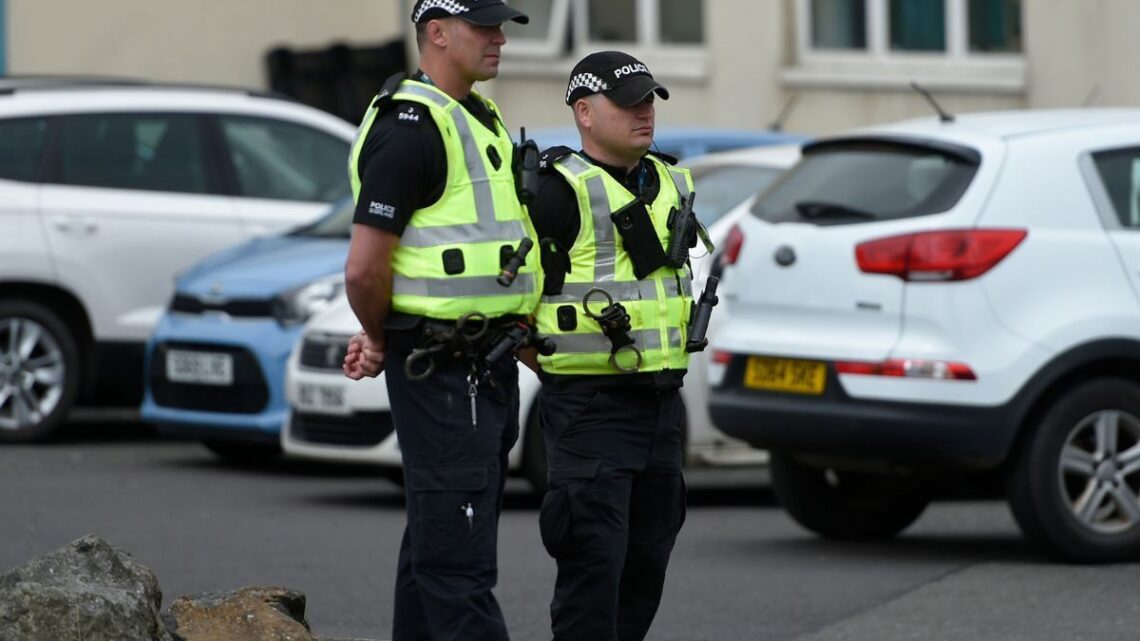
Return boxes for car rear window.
[690,163,785,226]
[751,140,979,226]
[0,117,48,182]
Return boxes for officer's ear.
[572,97,593,130]
[425,17,452,49]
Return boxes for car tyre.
[770,452,929,540]
[1007,378,1140,563]
[522,408,548,495]
[0,300,81,443]
[203,440,282,465]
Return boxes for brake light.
[855,229,1027,281]
[721,224,745,267]
[711,350,733,364]
[836,359,976,381]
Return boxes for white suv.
[710,109,1140,562]
[0,78,356,441]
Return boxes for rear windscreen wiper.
[794,200,876,220]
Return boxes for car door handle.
[51,217,98,235]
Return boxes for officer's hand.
[343,331,385,379]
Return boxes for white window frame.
[501,0,572,59]
[782,0,1026,94]
[502,0,708,81]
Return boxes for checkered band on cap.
[414,0,470,22]
[565,72,610,103]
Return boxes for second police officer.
[524,51,713,641]
[342,1,541,640]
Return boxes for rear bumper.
[709,364,1020,469]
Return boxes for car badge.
[774,245,796,267]
[209,282,224,295]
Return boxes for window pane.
[503,0,554,40]
[889,0,946,51]
[811,0,866,50]
[1092,149,1140,228]
[0,118,47,182]
[660,0,703,44]
[588,0,636,42]
[690,164,784,226]
[969,0,1021,52]
[58,114,209,193]
[220,117,350,202]
[752,143,978,226]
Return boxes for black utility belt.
[541,370,686,393]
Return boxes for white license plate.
[166,350,234,386]
[296,383,346,412]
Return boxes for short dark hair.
[415,20,429,50]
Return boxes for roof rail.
[0,75,293,102]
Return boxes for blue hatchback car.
[141,198,352,460]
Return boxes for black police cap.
[411,0,529,26]
[565,51,670,108]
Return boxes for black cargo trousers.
[384,326,520,641]
[537,383,687,641]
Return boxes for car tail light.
[836,359,976,381]
[721,224,745,267]
[855,229,1027,281]
[711,350,733,364]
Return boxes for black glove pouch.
[540,238,571,296]
[610,199,668,279]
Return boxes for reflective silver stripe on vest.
[668,166,690,199]
[585,174,616,282]
[395,84,526,249]
[553,329,663,354]
[542,280,658,305]
[395,83,451,108]
[664,277,693,299]
[393,273,536,298]
[668,327,684,349]
[401,220,526,248]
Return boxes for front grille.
[170,294,275,318]
[291,410,393,446]
[150,342,269,414]
[299,333,352,371]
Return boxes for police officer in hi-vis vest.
[521,51,715,641]
[342,2,542,640]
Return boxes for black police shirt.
[530,151,662,276]
[352,72,501,236]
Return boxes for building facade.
[4,1,1139,136]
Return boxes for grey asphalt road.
[2,415,1139,641]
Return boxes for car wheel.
[770,452,929,540]
[0,300,81,443]
[522,408,548,495]
[202,440,281,465]
[1007,378,1140,563]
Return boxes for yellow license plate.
[744,357,827,395]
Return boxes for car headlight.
[272,275,345,327]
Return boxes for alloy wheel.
[1058,409,1140,535]
[0,317,66,432]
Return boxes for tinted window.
[1092,147,1140,228]
[752,142,977,226]
[57,114,210,193]
[289,197,354,239]
[220,116,349,202]
[690,164,784,226]
[0,118,48,182]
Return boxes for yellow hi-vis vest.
[536,153,695,375]
[348,79,541,320]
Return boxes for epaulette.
[646,149,679,166]
[538,146,575,173]
[371,72,408,111]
